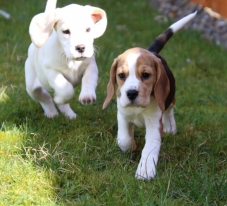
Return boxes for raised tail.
[148,11,197,54]
[44,0,57,13]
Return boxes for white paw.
[44,111,59,118]
[118,138,137,152]
[41,103,59,118]
[57,104,77,119]
[162,107,177,135]
[135,158,157,180]
[54,87,74,105]
[163,119,177,134]
[79,90,96,105]
[54,94,72,105]
[64,110,77,119]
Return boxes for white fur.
[162,104,177,134]
[25,1,107,118]
[119,53,141,107]
[45,0,57,12]
[170,11,197,33]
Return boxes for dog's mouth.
[74,57,87,61]
[124,99,149,108]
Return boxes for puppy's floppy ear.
[85,6,107,39]
[29,11,58,48]
[153,57,170,112]
[102,58,118,109]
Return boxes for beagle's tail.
[148,11,197,54]
[45,0,57,13]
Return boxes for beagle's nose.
[127,89,138,100]
[76,44,85,53]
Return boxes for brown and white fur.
[25,0,107,119]
[103,12,196,180]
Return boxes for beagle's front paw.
[135,158,157,180]
[79,90,96,105]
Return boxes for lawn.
[0,0,227,205]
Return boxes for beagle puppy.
[103,12,197,180]
[25,0,107,119]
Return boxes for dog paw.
[63,109,77,119]
[41,103,59,118]
[118,138,137,152]
[57,104,77,119]
[163,126,177,135]
[54,94,73,105]
[163,119,177,135]
[44,111,59,118]
[162,108,177,135]
[79,91,96,105]
[135,158,156,180]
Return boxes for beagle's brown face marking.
[116,62,129,98]
[103,47,170,110]
[135,51,157,107]
[116,48,159,108]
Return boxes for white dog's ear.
[153,57,170,112]
[86,6,107,39]
[29,12,58,48]
[103,58,118,109]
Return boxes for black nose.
[76,44,85,53]
[127,89,138,100]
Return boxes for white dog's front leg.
[79,59,98,105]
[117,111,137,152]
[135,117,162,180]
[47,71,75,105]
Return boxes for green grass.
[0,0,227,205]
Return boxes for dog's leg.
[25,59,58,118]
[135,113,162,180]
[162,104,177,134]
[117,111,137,152]
[46,71,77,119]
[79,59,98,105]
[43,70,75,105]
[57,104,76,119]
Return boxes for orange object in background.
[190,0,227,18]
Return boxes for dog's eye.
[141,72,150,80]
[86,28,91,32]
[63,29,70,34]
[118,73,126,80]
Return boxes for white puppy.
[25,0,107,119]
[103,12,196,180]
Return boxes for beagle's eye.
[86,28,91,32]
[63,29,70,34]
[141,72,150,80]
[118,73,126,80]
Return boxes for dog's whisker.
[61,53,68,65]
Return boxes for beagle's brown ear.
[102,58,118,109]
[153,57,170,112]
